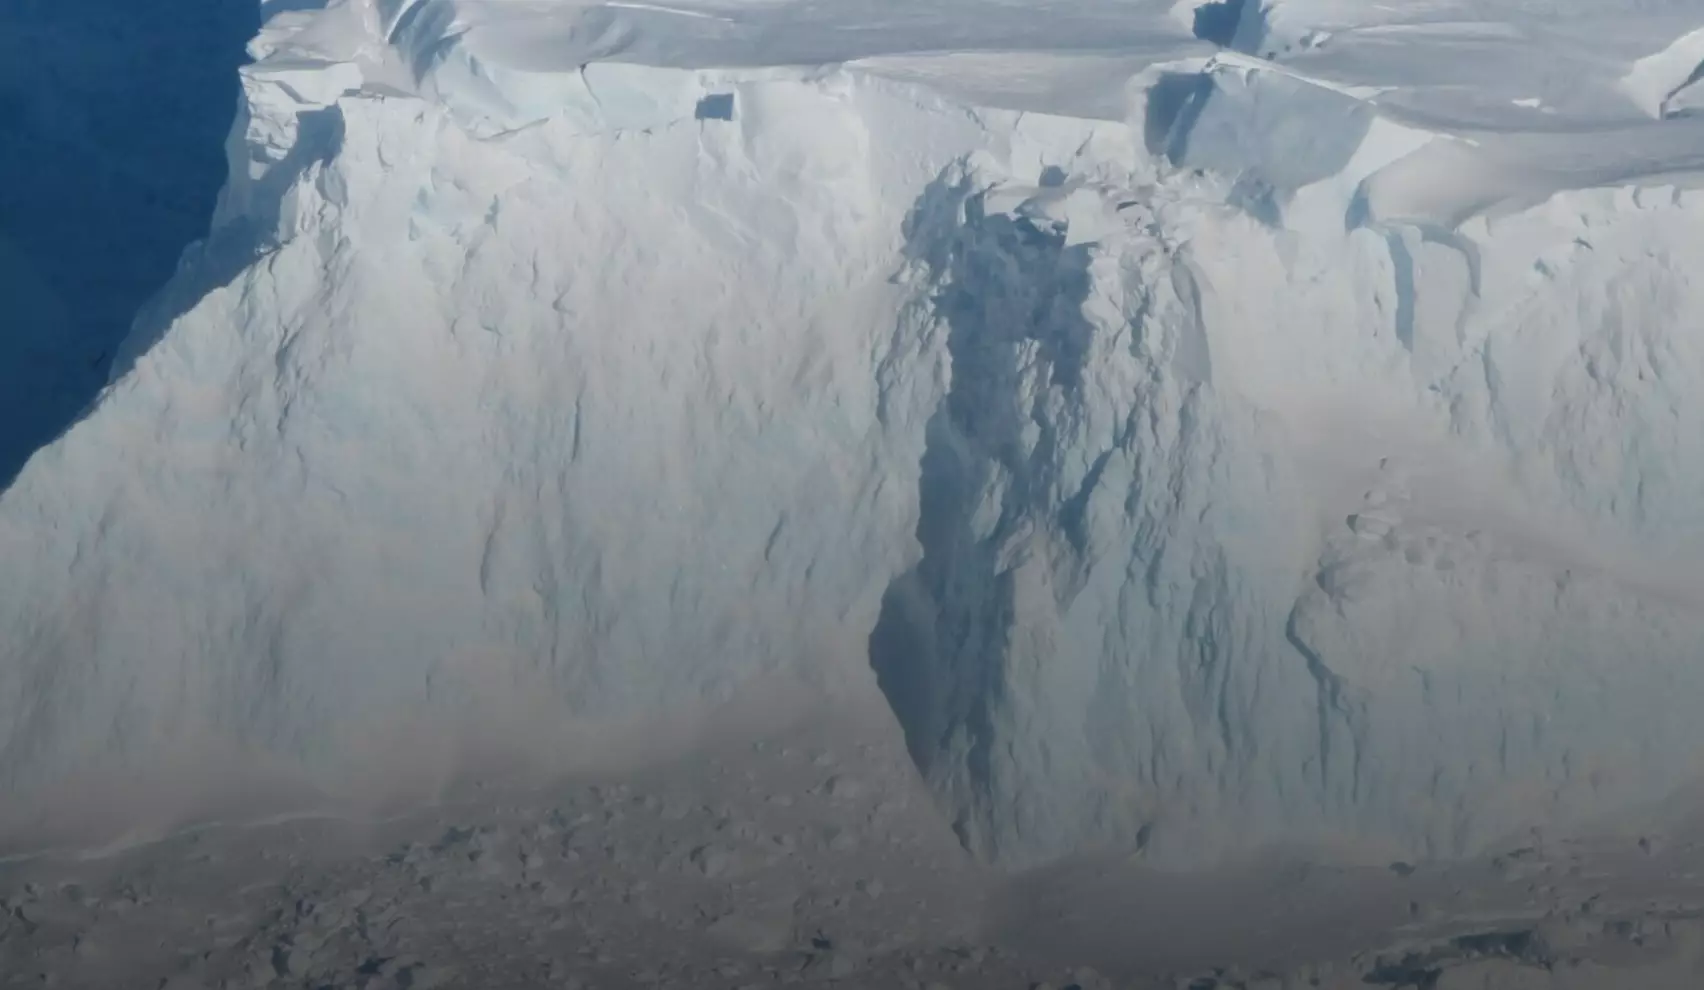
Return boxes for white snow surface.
[6,0,1704,866]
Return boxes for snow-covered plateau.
[6,0,1704,875]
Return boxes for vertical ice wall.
[0,47,1009,847]
[5,0,1704,867]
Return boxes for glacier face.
[0,50,991,845]
[879,154,1704,865]
[6,0,1704,865]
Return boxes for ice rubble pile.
[4,0,1704,865]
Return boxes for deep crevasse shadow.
[871,173,1099,856]
[0,0,258,490]
[1189,0,1248,48]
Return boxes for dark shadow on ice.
[695,92,735,121]
[0,0,258,490]
[870,173,1097,850]
[1142,71,1211,157]
[1190,0,1248,48]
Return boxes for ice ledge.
[1154,53,1433,233]
[245,3,749,139]
[242,2,1704,238]
[1145,49,1704,241]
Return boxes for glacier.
[5,0,1704,868]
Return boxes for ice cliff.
[5,0,1704,866]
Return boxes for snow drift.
[5,0,1704,867]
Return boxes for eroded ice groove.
[7,0,1704,869]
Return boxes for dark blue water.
[0,0,257,489]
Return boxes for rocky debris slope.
[9,707,1704,988]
